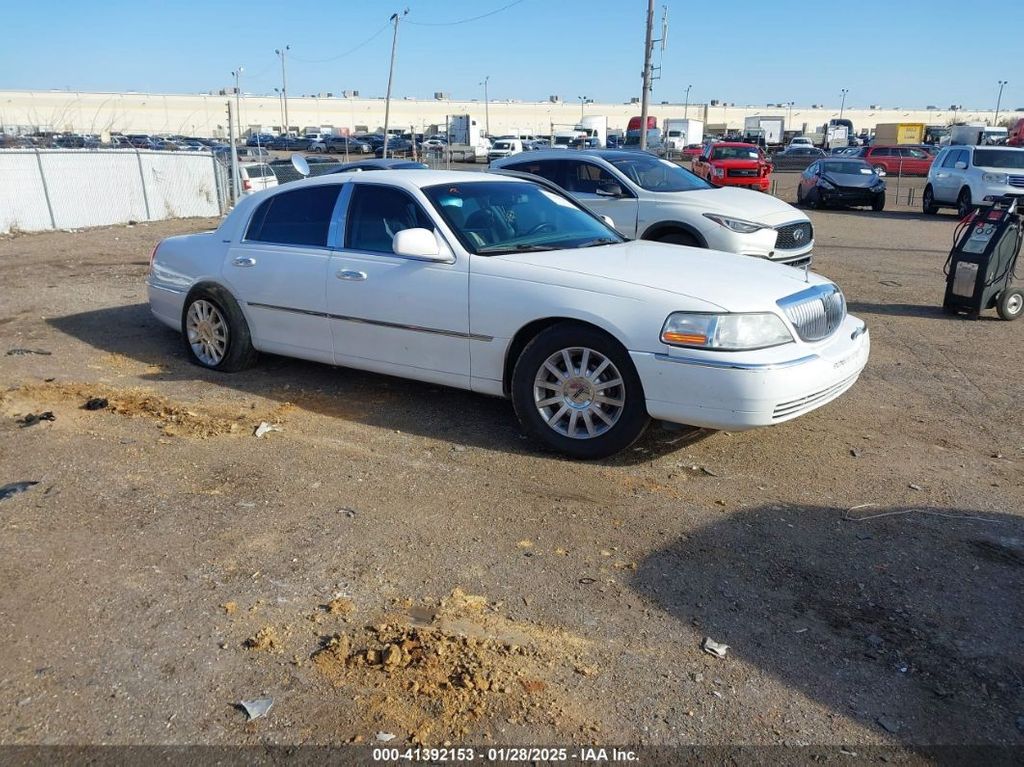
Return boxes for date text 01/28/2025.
[371,746,639,762]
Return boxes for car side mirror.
[392,228,446,260]
[595,182,624,197]
[954,161,967,170]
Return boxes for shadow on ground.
[631,504,1024,746]
[48,304,711,465]
[846,301,1007,322]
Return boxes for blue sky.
[2,0,1021,110]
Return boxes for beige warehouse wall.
[0,90,1011,137]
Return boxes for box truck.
[575,115,608,147]
[873,122,926,145]
[743,116,784,146]
[448,115,490,161]
[663,118,704,152]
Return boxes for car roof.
[286,168,531,192]
[324,158,429,172]
[710,142,759,148]
[494,149,657,165]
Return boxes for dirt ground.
[0,175,1022,758]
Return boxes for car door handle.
[336,269,367,281]
[232,257,256,267]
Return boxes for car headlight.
[982,172,1009,184]
[820,179,836,190]
[702,213,770,234]
[661,312,794,351]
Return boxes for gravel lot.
[0,176,1022,756]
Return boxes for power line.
[288,21,392,64]
[406,0,526,26]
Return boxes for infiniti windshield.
[423,181,624,255]
[607,155,713,192]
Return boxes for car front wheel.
[957,188,974,218]
[181,288,258,372]
[872,192,885,211]
[511,323,649,459]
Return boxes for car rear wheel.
[922,185,939,214]
[511,323,649,459]
[957,188,973,218]
[181,288,258,372]
[872,193,885,212]
[997,288,1024,321]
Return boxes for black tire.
[181,286,258,372]
[872,164,886,175]
[922,185,939,214]
[997,288,1024,321]
[511,322,650,459]
[872,192,885,212]
[796,185,805,206]
[656,230,699,247]
[957,188,973,218]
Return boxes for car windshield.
[821,161,873,175]
[712,146,760,160]
[607,155,712,192]
[423,180,624,255]
[973,149,1024,170]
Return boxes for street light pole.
[578,95,588,121]
[274,88,284,131]
[275,46,290,133]
[995,80,1008,125]
[684,84,692,118]
[231,67,243,142]
[787,101,794,129]
[382,9,408,159]
[839,88,848,120]
[481,75,490,136]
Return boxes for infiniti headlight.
[661,312,794,351]
[702,213,769,234]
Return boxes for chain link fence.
[0,149,226,234]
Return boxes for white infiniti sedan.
[147,170,869,459]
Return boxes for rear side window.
[504,160,566,188]
[345,184,435,254]
[245,185,341,247]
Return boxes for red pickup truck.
[691,142,772,191]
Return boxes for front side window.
[423,180,623,255]
[940,150,958,168]
[345,184,435,254]
[245,185,341,247]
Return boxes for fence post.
[212,152,224,214]
[135,148,152,220]
[33,148,57,230]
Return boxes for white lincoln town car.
[147,170,869,458]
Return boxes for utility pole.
[638,0,654,150]
[480,75,490,136]
[684,84,691,118]
[995,80,1008,125]
[382,9,408,159]
[273,88,285,131]
[275,46,290,133]
[231,67,243,142]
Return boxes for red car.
[691,142,772,191]
[681,143,704,160]
[856,145,934,176]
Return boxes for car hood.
[655,186,807,226]
[823,172,881,189]
[494,240,829,312]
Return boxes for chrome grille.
[775,221,813,250]
[728,168,758,177]
[777,284,846,342]
[1009,175,1024,189]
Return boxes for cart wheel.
[997,288,1024,321]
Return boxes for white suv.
[493,149,814,266]
[924,145,1024,216]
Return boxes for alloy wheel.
[532,347,625,440]
[186,299,229,366]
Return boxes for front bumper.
[820,187,884,206]
[705,222,814,266]
[631,315,869,430]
